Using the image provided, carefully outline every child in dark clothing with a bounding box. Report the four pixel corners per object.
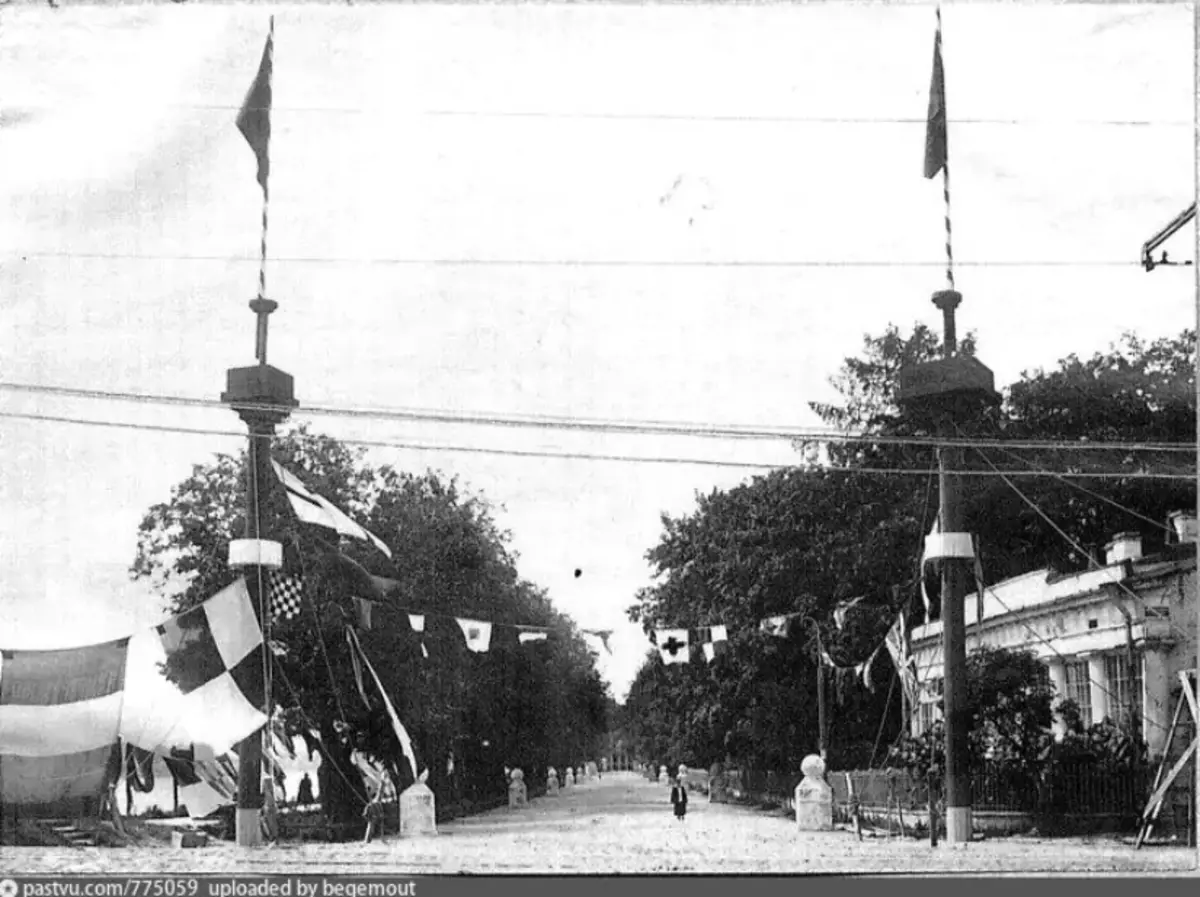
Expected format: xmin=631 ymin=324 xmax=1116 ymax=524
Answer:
xmin=670 ymin=776 xmax=688 ymax=822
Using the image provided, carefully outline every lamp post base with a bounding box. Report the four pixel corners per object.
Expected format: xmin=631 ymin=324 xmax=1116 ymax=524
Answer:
xmin=945 ymin=806 xmax=972 ymax=845
xmin=236 ymin=809 xmax=262 ymax=847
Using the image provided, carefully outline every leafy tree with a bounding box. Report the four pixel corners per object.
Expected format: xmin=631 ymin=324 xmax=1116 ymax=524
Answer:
xmin=887 ymin=647 xmax=1057 ymax=778
xmin=132 ymin=425 xmax=610 ymax=834
xmin=625 ymin=468 xmax=909 ymax=773
xmin=627 ymin=324 xmax=1193 ymax=777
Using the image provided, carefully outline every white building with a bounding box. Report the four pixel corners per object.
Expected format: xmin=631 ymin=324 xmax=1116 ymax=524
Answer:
xmin=909 ymin=513 xmax=1198 ymax=762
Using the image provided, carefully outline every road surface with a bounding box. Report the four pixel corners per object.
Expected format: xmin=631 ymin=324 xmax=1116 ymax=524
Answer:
xmin=0 ymin=772 xmax=1194 ymax=875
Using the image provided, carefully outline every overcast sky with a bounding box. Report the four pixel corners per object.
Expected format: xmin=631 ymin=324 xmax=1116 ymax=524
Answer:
xmin=0 ymin=2 xmax=1194 ymax=703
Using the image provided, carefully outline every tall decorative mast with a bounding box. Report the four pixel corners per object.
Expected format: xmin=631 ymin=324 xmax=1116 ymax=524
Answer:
xmin=898 ymin=6 xmax=999 ymax=848
xmin=220 ymin=15 xmax=297 ymax=849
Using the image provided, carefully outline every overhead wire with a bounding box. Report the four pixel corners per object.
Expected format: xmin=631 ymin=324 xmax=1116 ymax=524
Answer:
xmin=1 ymin=380 xmax=1195 ymax=453
xmin=971 ymin=443 xmax=1193 ymax=650
xmin=1 ymin=408 xmax=1194 ymax=478
xmin=3 ymin=249 xmax=1164 ymax=269
xmin=987 ymin=438 xmax=1181 ymax=536
xmin=8 ymin=101 xmax=1187 ymax=126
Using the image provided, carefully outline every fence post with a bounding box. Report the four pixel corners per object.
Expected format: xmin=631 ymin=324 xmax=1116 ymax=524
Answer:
xmin=928 ymin=768 xmax=939 ymax=848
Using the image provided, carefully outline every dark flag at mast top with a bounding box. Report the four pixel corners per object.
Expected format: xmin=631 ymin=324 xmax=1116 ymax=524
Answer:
xmin=237 ymin=17 xmax=277 ymax=363
xmin=237 ymin=21 xmax=274 ymax=195
xmin=923 ymin=12 xmax=947 ymax=181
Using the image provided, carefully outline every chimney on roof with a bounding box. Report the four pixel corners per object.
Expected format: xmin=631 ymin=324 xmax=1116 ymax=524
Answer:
xmin=1104 ymin=532 xmax=1143 ymax=565
xmin=1168 ymin=511 xmax=1198 ymax=544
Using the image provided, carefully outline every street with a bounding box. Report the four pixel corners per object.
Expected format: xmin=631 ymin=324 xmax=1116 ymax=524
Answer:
xmin=0 ymin=773 xmax=1193 ymax=876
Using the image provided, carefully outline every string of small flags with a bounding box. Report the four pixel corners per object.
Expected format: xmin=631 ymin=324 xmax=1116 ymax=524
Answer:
xmin=348 ymin=595 xmax=555 ymax=656
xmin=652 ymin=600 xmax=889 ymax=691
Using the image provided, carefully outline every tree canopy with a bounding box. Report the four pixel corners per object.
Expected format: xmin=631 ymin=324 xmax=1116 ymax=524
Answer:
xmin=624 ymin=324 xmax=1194 ymax=774
xmin=132 ymin=425 xmax=610 ymax=831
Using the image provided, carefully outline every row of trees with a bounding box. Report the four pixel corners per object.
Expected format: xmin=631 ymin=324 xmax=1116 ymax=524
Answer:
xmin=624 ymin=324 xmax=1195 ymax=775
xmin=132 ymin=426 xmax=610 ymax=832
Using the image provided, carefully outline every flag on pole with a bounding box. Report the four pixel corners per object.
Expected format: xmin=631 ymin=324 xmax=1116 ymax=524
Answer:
xmin=923 ymin=11 xmax=947 ymax=180
xmin=702 ymin=643 xmax=716 ymax=664
xmin=517 ymin=629 xmax=548 ymax=645
xmin=346 ymin=628 xmax=422 ymax=783
xmin=237 ymin=22 xmax=274 ymax=193
xmin=272 ymin=461 xmax=392 ymax=558
xmin=265 ymin=571 xmax=304 ymax=623
xmin=709 ymin=625 xmax=728 ymax=643
xmin=345 ymin=628 xmax=372 ymax=710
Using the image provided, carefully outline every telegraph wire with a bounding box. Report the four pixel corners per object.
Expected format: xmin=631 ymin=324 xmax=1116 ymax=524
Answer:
xmin=1 ymin=381 xmax=1194 ymax=454
xmin=4 ymin=250 xmax=1161 ymax=269
xmin=0 ymin=409 xmax=1195 ymax=480
xmin=10 ymin=102 xmax=1187 ymax=127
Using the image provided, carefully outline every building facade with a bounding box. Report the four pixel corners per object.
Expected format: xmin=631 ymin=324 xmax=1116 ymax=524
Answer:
xmin=908 ymin=514 xmax=1198 ymax=762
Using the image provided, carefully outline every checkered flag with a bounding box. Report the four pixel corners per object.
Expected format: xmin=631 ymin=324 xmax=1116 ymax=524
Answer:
xmin=266 ymin=571 xmax=305 ymax=622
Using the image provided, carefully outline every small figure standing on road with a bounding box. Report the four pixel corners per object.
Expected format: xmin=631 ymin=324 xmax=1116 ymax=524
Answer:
xmin=670 ymin=775 xmax=688 ymax=823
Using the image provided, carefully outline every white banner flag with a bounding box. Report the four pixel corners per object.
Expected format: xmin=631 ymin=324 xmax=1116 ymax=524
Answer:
xmin=456 ymin=618 xmax=493 ymax=654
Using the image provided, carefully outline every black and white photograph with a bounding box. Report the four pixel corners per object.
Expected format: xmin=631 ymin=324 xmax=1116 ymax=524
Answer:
xmin=0 ymin=0 xmax=1197 ymax=880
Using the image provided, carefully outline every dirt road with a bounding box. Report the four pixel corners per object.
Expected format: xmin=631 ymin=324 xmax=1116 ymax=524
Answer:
xmin=0 ymin=773 xmax=1194 ymax=875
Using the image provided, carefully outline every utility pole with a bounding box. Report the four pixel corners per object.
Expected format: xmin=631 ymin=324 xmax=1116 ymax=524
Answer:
xmin=898 ymin=290 xmax=998 ymax=847
xmin=800 ymin=616 xmax=828 ymax=763
xmin=222 ymin=296 xmax=297 ymax=847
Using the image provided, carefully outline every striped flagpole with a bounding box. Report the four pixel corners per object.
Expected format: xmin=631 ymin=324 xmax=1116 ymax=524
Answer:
xmin=258 ymin=16 xmax=275 ymax=305
xmin=936 ymin=6 xmax=954 ymax=291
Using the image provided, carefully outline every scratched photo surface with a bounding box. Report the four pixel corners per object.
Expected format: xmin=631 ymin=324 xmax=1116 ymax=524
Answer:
xmin=0 ymin=0 xmax=1196 ymax=877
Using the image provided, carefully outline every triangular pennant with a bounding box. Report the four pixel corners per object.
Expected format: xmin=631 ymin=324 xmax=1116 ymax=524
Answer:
xmin=456 ymin=618 xmax=492 ymax=654
xmin=407 ymin=614 xmax=429 ymax=657
xmin=345 ymin=628 xmax=372 ymax=710
xmin=582 ymin=629 xmax=614 ymax=655
xmin=346 ymin=629 xmax=421 ymax=783
xmin=271 ymin=460 xmax=392 ymax=558
xmin=702 ymin=642 xmax=716 ymax=664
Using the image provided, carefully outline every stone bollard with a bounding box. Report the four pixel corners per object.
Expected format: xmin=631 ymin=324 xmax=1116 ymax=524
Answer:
xmin=794 ymin=755 xmax=833 ymax=832
xmin=547 ymin=767 xmax=560 ymax=796
xmin=508 ymin=769 xmax=528 ymax=808
xmin=399 ymin=776 xmax=438 ymax=838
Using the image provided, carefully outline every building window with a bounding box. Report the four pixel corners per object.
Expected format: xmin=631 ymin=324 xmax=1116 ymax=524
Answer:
xmin=1104 ymin=653 xmax=1144 ymax=732
xmin=917 ymin=699 xmax=938 ymax=734
xmin=1064 ymin=660 xmax=1092 ymax=728
xmin=915 ymin=679 xmax=942 ymax=734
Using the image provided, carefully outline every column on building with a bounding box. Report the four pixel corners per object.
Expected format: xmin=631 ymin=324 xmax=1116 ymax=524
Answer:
xmin=1141 ymin=648 xmax=1172 ymax=760
xmin=1087 ymin=654 xmax=1110 ymax=725
xmin=1047 ymin=659 xmax=1068 ymax=740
